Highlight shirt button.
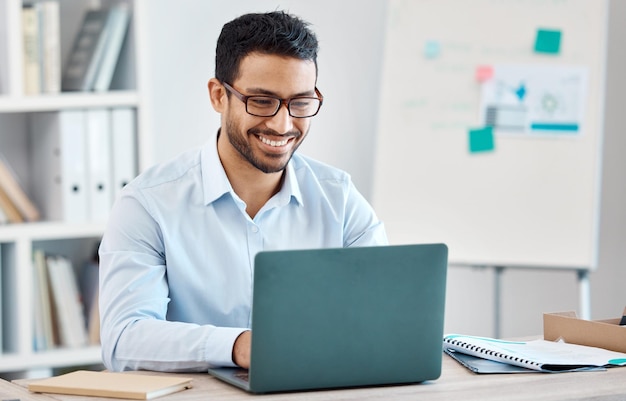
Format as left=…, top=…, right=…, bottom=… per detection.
left=251, top=225, right=259, bottom=233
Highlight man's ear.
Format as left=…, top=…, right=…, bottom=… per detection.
left=208, top=78, right=227, bottom=113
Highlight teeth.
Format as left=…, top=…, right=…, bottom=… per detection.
left=259, top=136, right=288, bottom=147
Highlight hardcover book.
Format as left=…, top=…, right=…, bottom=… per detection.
left=61, top=9, right=111, bottom=91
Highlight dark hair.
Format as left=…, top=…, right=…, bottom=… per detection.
left=215, top=11, right=319, bottom=85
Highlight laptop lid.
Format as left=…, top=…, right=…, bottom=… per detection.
left=210, top=243, right=448, bottom=393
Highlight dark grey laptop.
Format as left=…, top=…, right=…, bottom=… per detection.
left=208, top=243, right=448, bottom=393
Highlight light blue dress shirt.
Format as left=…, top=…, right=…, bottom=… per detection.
left=99, top=134, right=388, bottom=372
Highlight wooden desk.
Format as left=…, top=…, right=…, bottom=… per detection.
left=5, top=354, right=626, bottom=401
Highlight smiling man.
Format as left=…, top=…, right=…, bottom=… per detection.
left=99, top=11, right=387, bottom=373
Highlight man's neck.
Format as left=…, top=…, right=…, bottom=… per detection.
left=217, top=132, right=284, bottom=219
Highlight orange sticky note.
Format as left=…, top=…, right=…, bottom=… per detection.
left=475, top=65, right=493, bottom=82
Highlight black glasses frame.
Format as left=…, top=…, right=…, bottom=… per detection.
left=222, top=81, right=324, bottom=118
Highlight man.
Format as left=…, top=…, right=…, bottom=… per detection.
left=99, top=11, right=387, bottom=373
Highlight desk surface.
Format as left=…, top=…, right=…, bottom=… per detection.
left=6, top=354, right=626, bottom=401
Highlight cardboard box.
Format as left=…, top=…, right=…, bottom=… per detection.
left=543, top=308, right=626, bottom=354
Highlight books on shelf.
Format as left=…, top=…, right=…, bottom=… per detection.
left=0, top=202, right=7, bottom=224
left=38, top=1, right=61, bottom=93
left=0, top=186, right=25, bottom=224
left=21, top=1, right=61, bottom=95
left=33, top=247, right=104, bottom=350
left=78, top=243, right=100, bottom=345
left=22, top=4, right=41, bottom=95
left=45, top=254, right=88, bottom=348
left=32, top=249, right=56, bottom=350
left=93, top=3, right=132, bottom=92
left=62, top=4, right=131, bottom=92
left=0, top=153, right=40, bottom=223
left=29, top=371, right=193, bottom=400
left=443, top=334, right=626, bottom=373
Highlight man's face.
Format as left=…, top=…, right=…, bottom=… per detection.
left=221, top=53, right=318, bottom=174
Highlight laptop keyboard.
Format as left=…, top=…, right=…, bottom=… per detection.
left=234, top=371, right=249, bottom=382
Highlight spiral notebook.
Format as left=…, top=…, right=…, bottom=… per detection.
left=443, top=334, right=626, bottom=373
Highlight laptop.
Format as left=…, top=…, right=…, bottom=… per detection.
left=208, top=243, right=448, bottom=393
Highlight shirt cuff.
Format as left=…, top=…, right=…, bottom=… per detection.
left=205, top=327, right=249, bottom=367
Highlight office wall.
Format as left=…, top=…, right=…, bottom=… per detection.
left=140, top=1, right=625, bottom=338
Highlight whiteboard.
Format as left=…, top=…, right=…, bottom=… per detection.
left=372, top=0, right=608, bottom=270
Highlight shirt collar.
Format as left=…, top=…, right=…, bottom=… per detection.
left=279, top=157, right=304, bottom=207
left=201, top=133, right=232, bottom=205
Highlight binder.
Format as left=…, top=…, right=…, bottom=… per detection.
left=29, top=110, right=89, bottom=223
left=86, top=109, right=113, bottom=222
left=110, top=107, right=137, bottom=200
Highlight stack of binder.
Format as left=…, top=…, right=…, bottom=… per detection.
left=29, top=108, right=137, bottom=223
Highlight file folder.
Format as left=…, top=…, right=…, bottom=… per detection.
left=30, top=110, right=89, bottom=222
left=111, top=107, right=137, bottom=201
left=86, top=108, right=113, bottom=222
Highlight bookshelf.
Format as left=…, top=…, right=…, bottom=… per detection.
left=0, top=0, right=146, bottom=377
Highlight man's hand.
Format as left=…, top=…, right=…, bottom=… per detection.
left=232, top=330, right=251, bottom=368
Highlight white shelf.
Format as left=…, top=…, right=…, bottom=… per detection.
left=0, top=91, right=140, bottom=113
left=0, top=0, right=146, bottom=376
left=0, top=346, right=101, bottom=372
left=0, top=221, right=106, bottom=241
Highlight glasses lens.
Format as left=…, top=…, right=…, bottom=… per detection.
left=246, top=97, right=280, bottom=117
left=289, top=98, right=321, bottom=118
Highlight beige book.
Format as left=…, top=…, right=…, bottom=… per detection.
left=22, top=5, right=41, bottom=95
left=0, top=157, right=40, bottom=221
left=0, top=186, right=24, bottom=223
left=28, top=370, right=193, bottom=400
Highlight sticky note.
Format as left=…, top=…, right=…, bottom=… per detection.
left=469, top=127, right=494, bottom=153
left=475, top=65, right=494, bottom=82
left=534, top=29, right=561, bottom=54
left=423, top=40, right=441, bottom=59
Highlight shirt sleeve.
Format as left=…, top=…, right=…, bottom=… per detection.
left=342, top=181, right=389, bottom=247
left=98, top=191, right=246, bottom=372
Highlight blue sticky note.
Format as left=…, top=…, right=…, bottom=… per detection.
left=423, top=40, right=441, bottom=59
left=514, top=83, right=527, bottom=101
left=534, top=29, right=561, bottom=54
left=469, top=127, right=494, bottom=153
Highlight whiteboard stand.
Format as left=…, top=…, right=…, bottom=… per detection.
left=493, top=266, right=505, bottom=339
left=577, top=269, right=591, bottom=320
left=491, top=266, right=592, bottom=339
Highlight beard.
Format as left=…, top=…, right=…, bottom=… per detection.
left=224, top=118, right=306, bottom=174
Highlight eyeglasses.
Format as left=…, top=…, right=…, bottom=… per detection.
left=222, top=81, right=323, bottom=118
